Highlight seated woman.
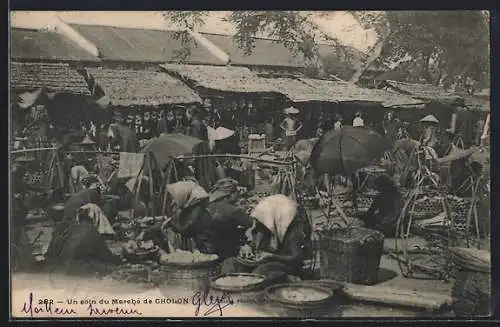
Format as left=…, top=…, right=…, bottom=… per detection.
left=360, top=174, right=403, bottom=237
left=45, top=182, right=121, bottom=273
left=160, top=179, right=251, bottom=260
left=161, top=179, right=211, bottom=252
left=220, top=194, right=312, bottom=281
left=205, top=178, right=252, bottom=259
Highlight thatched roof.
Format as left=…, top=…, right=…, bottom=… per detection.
left=299, top=78, right=426, bottom=107
left=382, top=80, right=462, bottom=103
left=160, top=64, right=280, bottom=94
left=70, top=24, right=224, bottom=65
left=85, top=67, right=202, bottom=106
left=464, top=96, right=490, bottom=112
left=11, top=28, right=99, bottom=62
left=260, top=77, right=341, bottom=103
left=10, top=62, right=91, bottom=95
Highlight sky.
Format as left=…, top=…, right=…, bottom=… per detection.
left=10, top=11, right=379, bottom=54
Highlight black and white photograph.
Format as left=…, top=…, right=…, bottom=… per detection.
left=9, top=10, right=491, bottom=318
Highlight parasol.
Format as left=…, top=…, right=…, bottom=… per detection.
left=284, top=106, right=300, bottom=114
left=420, top=115, right=440, bottom=124
left=214, top=127, right=235, bottom=141
left=309, top=126, right=389, bottom=176
left=141, top=133, right=204, bottom=170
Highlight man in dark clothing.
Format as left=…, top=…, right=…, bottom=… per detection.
left=360, top=174, right=403, bottom=237
left=189, top=109, right=209, bottom=141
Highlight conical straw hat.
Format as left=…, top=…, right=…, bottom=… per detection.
left=420, top=114, right=440, bottom=124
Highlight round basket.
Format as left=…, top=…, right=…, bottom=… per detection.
left=211, top=273, right=266, bottom=292
left=160, top=256, right=220, bottom=294
left=263, top=282, right=339, bottom=317
left=210, top=273, right=267, bottom=303
left=265, top=282, right=334, bottom=309
left=122, top=247, right=159, bottom=264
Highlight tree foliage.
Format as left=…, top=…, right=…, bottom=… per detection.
left=378, top=11, right=490, bottom=91
left=162, top=11, right=349, bottom=77
left=162, top=11, right=490, bottom=90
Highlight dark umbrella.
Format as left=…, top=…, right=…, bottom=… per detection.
left=309, top=126, right=390, bottom=176
left=141, top=133, right=204, bottom=170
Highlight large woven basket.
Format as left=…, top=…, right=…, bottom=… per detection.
left=409, top=188, right=446, bottom=220
left=318, top=227, right=384, bottom=285
left=447, top=196, right=473, bottom=235
left=161, top=259, right=220, bottom=294
left=450, top=247, right=491, bottom=317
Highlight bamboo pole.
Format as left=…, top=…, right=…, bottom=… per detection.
left=175, top=154, right=295, bottom=166
left=11, top=147, right=58, bottom=154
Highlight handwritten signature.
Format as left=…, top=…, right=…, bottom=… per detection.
left=191, top=291, right=234, bottom=317
left=20, top=292, right=142, bottom=317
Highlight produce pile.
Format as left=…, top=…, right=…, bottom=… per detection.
left=275, top=286, right=331, bottom=302
left=158, top=249, right=218, bottom=265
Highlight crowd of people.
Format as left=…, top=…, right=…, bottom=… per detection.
left=11, top=96, right=490, bottom=285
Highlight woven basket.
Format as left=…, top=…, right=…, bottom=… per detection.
left=210, top=273, right=267, bottom=303
left=356, top=189, right=378, bottom=214
left=332, top=189, right=353, bottom=203
left=447, top=197, right=473, bottom=234
left=161, top=260, right=220, bottom=294
left=409, top=188, right=445, bottom=219
left=451, top=249, right=491, bottom=317
left=263, top=283, right=339, bottom=317
left=318, top=227, right=384, bottom=285
left=23, top=171, right=46, bottom=189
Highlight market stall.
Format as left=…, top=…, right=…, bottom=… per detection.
left=80, top=67, right=202, bottom=144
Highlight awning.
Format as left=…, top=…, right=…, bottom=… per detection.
left=299, top=78, right=427, bottom=107
left=84, top=67, right=202, bottom=106
left=464, top=96, right=490, bottom=112
left=160, top=64, right=280, bottom=94
left=258, top=77, right=335, bottom=103
left=10, top=62, right=91, bottom=96
left=382, top=80, right=462, bottom=104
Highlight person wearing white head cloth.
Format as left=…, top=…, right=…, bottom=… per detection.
left=220, top=194, right=313, bottom=281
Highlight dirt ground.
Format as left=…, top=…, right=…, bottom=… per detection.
left=15, top=175, right=464, bottom=318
